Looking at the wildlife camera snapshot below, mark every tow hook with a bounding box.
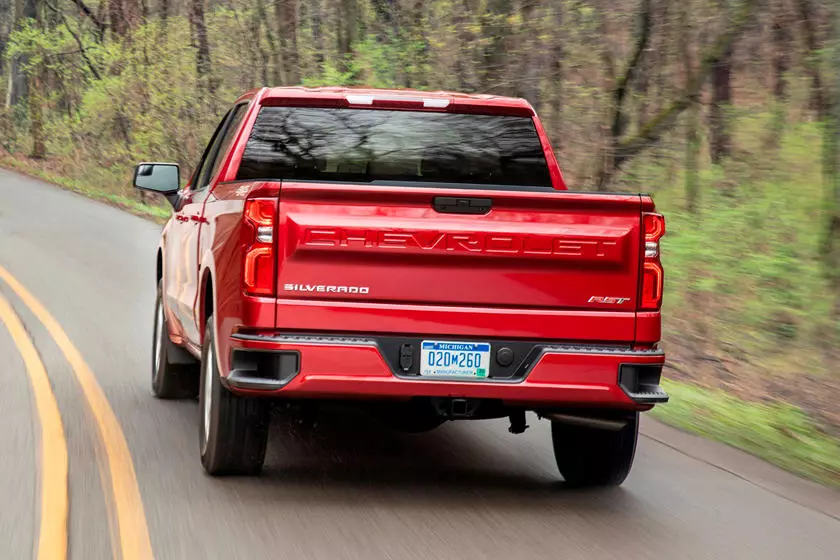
[508,410,529,434]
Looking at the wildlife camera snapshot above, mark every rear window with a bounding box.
[236,107,552,188]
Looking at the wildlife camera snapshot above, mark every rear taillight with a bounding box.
[640,213,665,310]
[243,198,277,296]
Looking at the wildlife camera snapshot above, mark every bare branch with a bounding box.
[44,0,102,80]
[68,0,106,40]
[612,0,653,138]
[613,0,759,170]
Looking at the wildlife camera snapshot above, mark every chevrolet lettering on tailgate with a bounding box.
[300,227,626,262]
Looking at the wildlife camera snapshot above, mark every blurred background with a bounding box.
[0,0,838,485]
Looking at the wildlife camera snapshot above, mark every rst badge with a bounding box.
[588,296,631,305]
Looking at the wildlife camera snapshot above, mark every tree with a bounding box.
[709,34,733,163]
[336,0,358,75]
[797,0,826,119]
[822,0,840,283]
[276,0,300,85]
[548,0,564,151]
[682,0,700,213]
[482,0,512,94]
[5,0,37,108]
[772,0,791,102]
[596,0,759,189]
[517,0,542,108]
[708,0,740,164]
[310,0,324,75]
[108,0,141,37]
[0,0,12,84]
[190,0,213,94]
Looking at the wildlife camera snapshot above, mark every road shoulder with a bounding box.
[641,415,840,521]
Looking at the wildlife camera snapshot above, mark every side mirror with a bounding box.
[133,162,180,208]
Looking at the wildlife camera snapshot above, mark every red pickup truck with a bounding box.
[134,87,667,486]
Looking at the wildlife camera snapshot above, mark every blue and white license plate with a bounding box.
[420,341,491,378]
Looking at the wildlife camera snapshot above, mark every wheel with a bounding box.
[199,314,270,476]
[550,411,639,487]
[152,281,199,399]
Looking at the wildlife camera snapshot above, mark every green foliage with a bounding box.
[651,379,840,488]
[651,117,839,356]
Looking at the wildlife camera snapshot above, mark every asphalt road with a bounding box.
[1,167,839,560]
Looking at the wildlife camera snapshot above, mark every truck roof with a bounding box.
[236,86,536,116]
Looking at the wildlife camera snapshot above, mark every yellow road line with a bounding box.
[0,293,68,560]
[0,266,154,560]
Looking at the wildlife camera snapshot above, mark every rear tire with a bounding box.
[152,281,199,399]
[551,412,639,487]
[199,315,270,476]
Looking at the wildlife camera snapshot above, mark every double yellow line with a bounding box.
[0,265,153,560]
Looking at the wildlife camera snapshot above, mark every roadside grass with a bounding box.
[0,153,169,223]
[650,379,840,489]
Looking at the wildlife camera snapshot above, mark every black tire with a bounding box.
[199,315,270,476]
[551,411,639,487]
[152,281,199,399]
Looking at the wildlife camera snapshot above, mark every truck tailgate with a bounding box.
[275,182,642,312]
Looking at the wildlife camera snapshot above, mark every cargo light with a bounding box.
[640,213,665,310]
[345,94,450,108]
[243,198,277,296]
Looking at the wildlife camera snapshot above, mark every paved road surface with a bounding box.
[1,167,839,560]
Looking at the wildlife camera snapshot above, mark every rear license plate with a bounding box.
[420,341,491,378]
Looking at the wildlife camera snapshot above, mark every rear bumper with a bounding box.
[222,333,667,410]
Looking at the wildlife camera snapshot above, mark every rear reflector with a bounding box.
[243,247,273,296]
[641,262,663,310]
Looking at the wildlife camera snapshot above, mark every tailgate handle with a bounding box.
[432,197,492,215]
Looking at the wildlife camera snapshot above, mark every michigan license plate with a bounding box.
[420,341,491,378]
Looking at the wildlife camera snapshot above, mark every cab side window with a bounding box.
[189,109,231,191]
[194,104,248,191]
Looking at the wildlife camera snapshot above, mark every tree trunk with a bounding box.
[452,0,478,91]
[596,0,653,190]
[0,0,11,82]
[336,0,357,75]
[109,0,140,37]
[5,0,37,109]
[797,0,826,119]
[772,0,790,101]
[255,0,278,85]
[768,0,791,145]
[482,0,512,94]
[404,0,428,88]
[310,0,324,75]
[549,0,564,152]
[28,26,45,159]
[822,1,840,279]
[190,0,213,93]
[681,0,699,213]
[251,1,270,85]
[709,42,733,164]
[518,0,542,109]
[278,0,300,85]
